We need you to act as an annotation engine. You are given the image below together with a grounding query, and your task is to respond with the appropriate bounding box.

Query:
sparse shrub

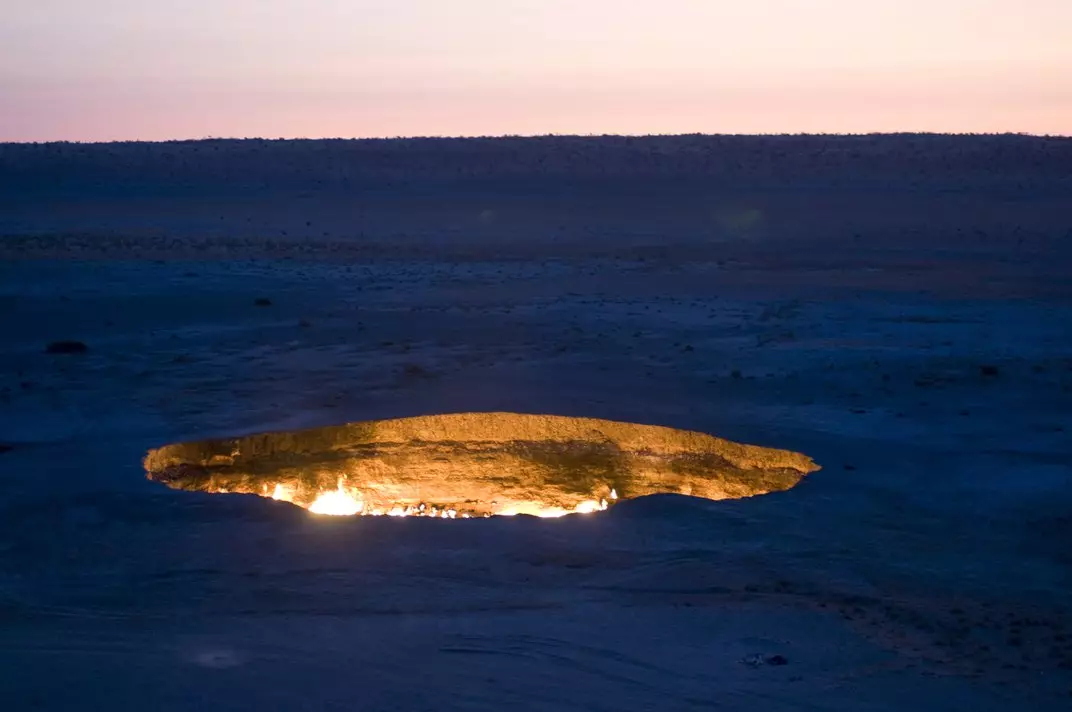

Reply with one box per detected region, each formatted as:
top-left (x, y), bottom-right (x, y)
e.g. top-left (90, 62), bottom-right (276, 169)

top-left (45, 340), bottom-right (88, 354)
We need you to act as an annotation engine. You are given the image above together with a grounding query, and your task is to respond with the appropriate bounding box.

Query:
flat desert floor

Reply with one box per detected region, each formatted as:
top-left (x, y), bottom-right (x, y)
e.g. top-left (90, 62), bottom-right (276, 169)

top-left (1, 135), bottom-right (1070, 710)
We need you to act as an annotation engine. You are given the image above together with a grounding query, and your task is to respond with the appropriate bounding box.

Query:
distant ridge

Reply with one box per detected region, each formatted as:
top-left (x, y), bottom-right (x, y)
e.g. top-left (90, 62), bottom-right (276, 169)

top-left (3, 131), bottom-right (1069, 146)
top-left (2, 134), bottom-right (1069, 196)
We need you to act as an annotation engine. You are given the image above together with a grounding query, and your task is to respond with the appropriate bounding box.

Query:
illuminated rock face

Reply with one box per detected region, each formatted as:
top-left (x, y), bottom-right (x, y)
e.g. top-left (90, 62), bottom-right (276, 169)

top-left (144, 413), bottom-right (819, 517)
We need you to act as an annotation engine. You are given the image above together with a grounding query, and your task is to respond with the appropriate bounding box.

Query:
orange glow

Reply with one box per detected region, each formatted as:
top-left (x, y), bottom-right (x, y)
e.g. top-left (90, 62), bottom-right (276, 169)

top-left (145, 413), bottom-right (819, 520)
top-left (308, 486), bottom-right (363, 516)
top-left (574, 499), bottom-right (607, 514)
top-left (282, 491), bottom-right (594, 519)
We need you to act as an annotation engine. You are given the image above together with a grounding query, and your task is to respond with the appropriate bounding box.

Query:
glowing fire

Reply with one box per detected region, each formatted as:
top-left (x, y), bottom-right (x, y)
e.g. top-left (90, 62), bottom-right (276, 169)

top-left (481, 499), bottom-right (608, 518)
top-left (270, 476), bottom-right (614, 520)
top-left (308, 487), bottom-right (364, 516)
top-left (275, 484), bottom-right (612, 519)
top-left (574, 499), bottom-right (607, 514)
top-left (302, 493), bottom-right (608, 518)
top-left (145, 413), bottom-right (820, 521)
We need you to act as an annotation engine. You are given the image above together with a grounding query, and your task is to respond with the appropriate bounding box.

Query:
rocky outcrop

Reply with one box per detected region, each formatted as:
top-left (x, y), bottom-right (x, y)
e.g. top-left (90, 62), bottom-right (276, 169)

top-left (144, 413), bottom-right (819, 516)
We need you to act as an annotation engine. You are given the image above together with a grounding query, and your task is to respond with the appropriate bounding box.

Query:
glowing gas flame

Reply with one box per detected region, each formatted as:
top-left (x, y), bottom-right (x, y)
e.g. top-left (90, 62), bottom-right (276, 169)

top-left (492, 499), bottom-right (608, 518)
top-left (574, 499), bottom-right (608, 514)
top-left (308, 487), bottom-right (363, 516)
top-left (296, 488), bottom-right (612, 519)
top-left (496, 503), bottom-right (564, 517)
top-left (146, 413), bottom-right (820, 521)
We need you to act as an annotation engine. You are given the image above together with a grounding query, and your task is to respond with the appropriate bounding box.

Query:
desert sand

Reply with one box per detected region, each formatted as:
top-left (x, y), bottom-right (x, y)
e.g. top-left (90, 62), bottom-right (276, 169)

top-left (1, 135), bottom-right (1070, 710)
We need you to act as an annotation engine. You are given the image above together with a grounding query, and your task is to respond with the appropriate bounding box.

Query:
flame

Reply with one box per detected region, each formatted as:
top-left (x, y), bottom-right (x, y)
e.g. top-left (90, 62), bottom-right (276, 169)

top-left (495, 503), bottom-right (566, 518)
top-left (308, 487), bottom-right (363, 516)
top-left (263, 481), bottom-right (614, 519)
top-left (301, 493), bottom-right (610, 518)
top-left (574, 499), bottom-right (607, 514)
top-left (494, 499), bottom-right (608, 518)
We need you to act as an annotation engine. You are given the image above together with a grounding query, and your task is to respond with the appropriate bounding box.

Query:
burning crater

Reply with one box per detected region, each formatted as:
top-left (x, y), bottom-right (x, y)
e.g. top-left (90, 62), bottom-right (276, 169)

top-left (144, 413), bottom-right (819, 518)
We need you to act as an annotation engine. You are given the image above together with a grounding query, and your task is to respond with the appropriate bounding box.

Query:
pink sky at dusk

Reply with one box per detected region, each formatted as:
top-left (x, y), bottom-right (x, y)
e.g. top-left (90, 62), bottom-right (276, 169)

top-left (2, 0), bottom-right (1069, 141)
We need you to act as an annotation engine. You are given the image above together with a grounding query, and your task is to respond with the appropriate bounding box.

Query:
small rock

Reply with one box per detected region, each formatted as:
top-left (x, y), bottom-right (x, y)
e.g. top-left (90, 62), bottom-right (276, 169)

top-left (740, 653), bottom-right (789, 667)
top-left (254, 297), bottom-right (273, 307)
top-left (45, 340), bottom-right (88, 355)
top-left (980, 365), bottom-right (999, 377)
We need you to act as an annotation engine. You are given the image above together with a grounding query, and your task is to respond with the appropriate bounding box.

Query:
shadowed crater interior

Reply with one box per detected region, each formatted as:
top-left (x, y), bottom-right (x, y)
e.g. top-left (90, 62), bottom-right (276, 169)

top-left (144, 412), bottom-right (820, 517)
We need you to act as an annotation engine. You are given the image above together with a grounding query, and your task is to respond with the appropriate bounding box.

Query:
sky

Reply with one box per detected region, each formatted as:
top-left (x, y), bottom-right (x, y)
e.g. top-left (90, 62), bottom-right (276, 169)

top-left (1, 0), bottom-right (1069, 141)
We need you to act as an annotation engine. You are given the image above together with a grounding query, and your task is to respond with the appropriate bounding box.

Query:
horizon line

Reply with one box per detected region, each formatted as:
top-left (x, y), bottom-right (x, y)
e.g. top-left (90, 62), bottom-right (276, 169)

top-left (3, 130), bottom-right (1070, 146)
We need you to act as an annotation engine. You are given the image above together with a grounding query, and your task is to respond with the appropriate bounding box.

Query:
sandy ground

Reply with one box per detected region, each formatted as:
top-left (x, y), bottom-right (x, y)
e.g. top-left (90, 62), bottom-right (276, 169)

top-left (1, 136), bottom-right (1071, 710)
